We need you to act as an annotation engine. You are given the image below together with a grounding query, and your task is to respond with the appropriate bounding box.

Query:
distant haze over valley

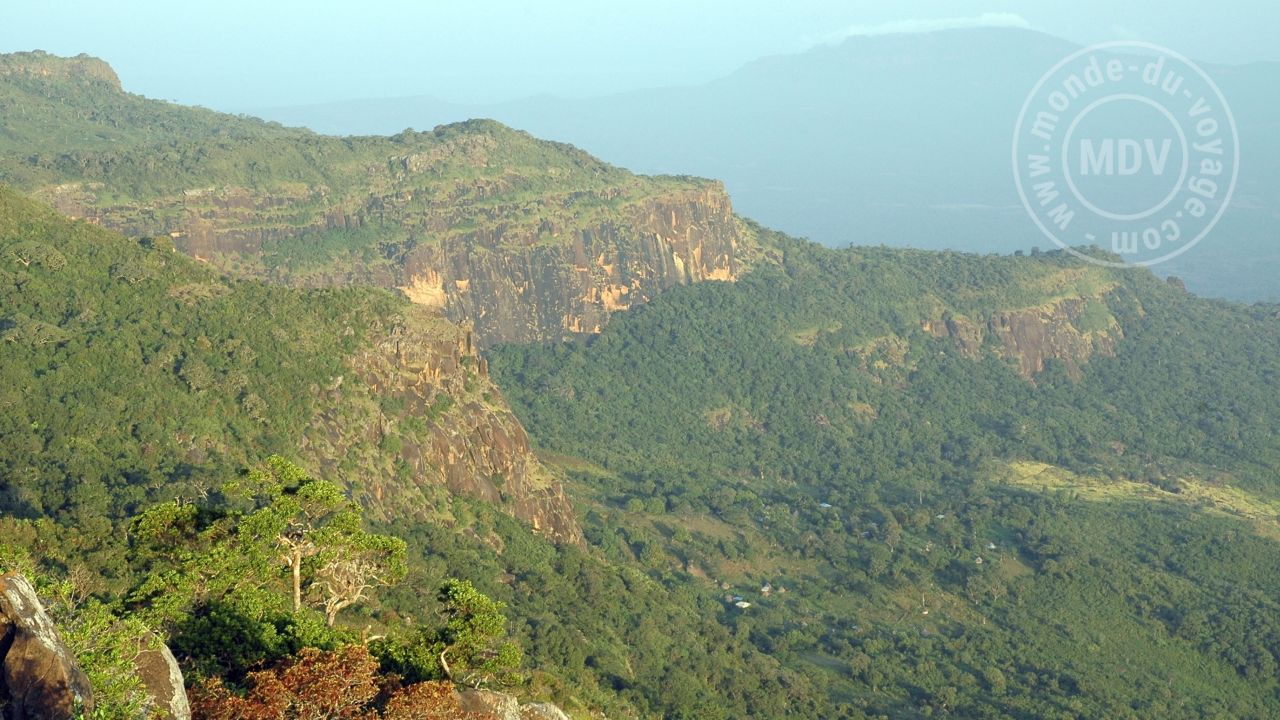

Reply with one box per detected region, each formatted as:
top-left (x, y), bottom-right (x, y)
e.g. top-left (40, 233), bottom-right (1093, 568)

top-left (255, 28), bottom-right (1280, 303)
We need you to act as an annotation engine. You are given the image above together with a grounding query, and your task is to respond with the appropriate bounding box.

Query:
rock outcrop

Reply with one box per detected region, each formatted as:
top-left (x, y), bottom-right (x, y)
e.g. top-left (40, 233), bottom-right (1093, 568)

top-left (925, 295), bottom-right (1122, 379)
top-left (45, 178), bottom-right (743, 348)
top-left (521, 702), bottom-right (573, 720)
top-left (399, 183), bottom-right (741, 346)
top-left (986, 298), bottom-right (1121, 378)
top-left (133, 635), bottom-right (190, 720)
top-left (303, 306), bottom-right (583, 544)
top-left (0, 574), bottom-right (94, 720)
top-left (0, 51), bottom-right (120, 90)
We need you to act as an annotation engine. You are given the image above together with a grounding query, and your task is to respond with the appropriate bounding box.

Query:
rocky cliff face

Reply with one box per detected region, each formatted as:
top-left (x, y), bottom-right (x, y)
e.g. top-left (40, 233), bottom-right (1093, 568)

top-left (43, 176), bottom-right (742, 348)
top-left (400, 183), bottom-right (740, 345)
top-left (301, 306), bottom-right (582, 544)
top-left (924, 295), bottom-right (1122, 379)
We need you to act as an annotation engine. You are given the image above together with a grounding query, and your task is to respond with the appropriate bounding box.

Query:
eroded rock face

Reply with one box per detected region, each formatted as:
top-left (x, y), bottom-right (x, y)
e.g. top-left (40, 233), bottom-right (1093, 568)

top-left (34, 141), bottom-right (744, 349)
top-left (401, 184), bottom-right (741, 347)
top-left (922, 315), bottom-right (984, 358)
top-left (0, 574), bottom-right (94, 720)
top-left (303, 306), bottom-right (582, 544)
top-left (987, 298), bottom-right (1120, 378)
top-left (48, 181), bottom-right (742, 348)
top-left (925, 296), bottom-right (1122, 379)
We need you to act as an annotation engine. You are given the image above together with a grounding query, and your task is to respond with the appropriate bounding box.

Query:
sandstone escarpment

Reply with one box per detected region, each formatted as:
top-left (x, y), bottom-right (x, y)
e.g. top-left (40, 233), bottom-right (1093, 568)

top-left (43, 179), bottom-right (743, 348)
top-left (924, 295), bottom-right (1122, 379)
top-left (301, 306), bottom-right (582, 544)
top-left (400, 183), bottom-right (740, 346)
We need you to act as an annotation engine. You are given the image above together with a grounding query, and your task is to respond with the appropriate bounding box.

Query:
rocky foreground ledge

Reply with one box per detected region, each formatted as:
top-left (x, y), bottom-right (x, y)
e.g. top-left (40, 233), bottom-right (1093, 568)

top-left (0, 573), bottom-right (95, 719)
top-left (0, 572), bottom-right (577, 720)
top-left (0, 572), bottom-right (192, 720)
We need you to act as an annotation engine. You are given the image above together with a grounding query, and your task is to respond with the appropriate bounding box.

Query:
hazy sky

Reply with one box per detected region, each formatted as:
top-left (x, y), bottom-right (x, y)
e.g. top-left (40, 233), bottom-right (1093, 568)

top-left (2, 1), bottom-right (1276, 110)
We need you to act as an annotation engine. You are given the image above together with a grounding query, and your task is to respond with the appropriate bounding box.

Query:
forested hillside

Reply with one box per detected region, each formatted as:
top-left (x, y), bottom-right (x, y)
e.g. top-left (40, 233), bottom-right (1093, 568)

top-left (5, 163), bottom-right (1280, 720)
top-left (492, 227), bottom-right (1280, 718)
top-left (0, 187), bottom-right (834, 719)
top-left (0, 184), bottom-right (581, 540)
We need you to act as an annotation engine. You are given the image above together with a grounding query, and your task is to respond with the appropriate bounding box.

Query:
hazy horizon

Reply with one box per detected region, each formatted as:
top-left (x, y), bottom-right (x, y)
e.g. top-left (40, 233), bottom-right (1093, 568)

top-left (3, 4), bottom-right (1276, 303)
top-left (3, 8), bottom-right (1280, 718)
top-left (3, 1), bottom-right (1278, 112)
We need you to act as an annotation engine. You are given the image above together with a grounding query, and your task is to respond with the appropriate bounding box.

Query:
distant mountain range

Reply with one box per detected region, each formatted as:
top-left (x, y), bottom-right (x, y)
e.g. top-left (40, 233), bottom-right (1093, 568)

top-left (257, 28), bottom-right (1280, 303)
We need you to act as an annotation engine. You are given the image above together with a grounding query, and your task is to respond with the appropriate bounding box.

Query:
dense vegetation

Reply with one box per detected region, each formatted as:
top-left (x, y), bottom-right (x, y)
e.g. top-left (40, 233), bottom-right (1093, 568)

top-left (491, 228), bottom-right (1280, 718)
top-left (0, 184), bottom-right (402, 524)
top-left (0, 187), bottom-right (827, 718)
top-left (3, 455), bottom-right (519, 719)
top-left (5, 182), bottom-right (1280, 717)
top-left (3, 48), bottom-right (1280, 719)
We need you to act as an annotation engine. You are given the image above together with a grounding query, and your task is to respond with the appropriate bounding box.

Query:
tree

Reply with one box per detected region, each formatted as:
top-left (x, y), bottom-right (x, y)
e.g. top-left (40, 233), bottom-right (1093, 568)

top-left (233, 456), bottom-right (407, 625)
top-left (3, 317), bottom-right (69, 346)
top-left (7, 240), bottom-right (67, 270)
top-left (434, 579), bottom-right (522, 687)
top-left (248, 457), bottom-right (348, 613)
top-left (127, 454), bottom-right (408, 677)
top-left (312, 515), bottom-right (407, 627)
top-left (982, 666), bottom-right (1007, 695)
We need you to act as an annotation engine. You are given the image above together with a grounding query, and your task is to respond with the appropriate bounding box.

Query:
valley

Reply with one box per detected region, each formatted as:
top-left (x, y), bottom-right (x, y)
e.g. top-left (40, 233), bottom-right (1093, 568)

top-left (0, 45), bottom-right (1278, 720)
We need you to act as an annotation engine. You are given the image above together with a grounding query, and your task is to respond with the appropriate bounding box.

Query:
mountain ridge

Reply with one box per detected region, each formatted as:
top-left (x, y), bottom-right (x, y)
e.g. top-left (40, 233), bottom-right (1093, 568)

top-left (0, 52), bottom-right (749, 347)
top-left (253, 26), bottom-right (1280, 303)
top-left (0, 49), bottom-right (121, 89)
